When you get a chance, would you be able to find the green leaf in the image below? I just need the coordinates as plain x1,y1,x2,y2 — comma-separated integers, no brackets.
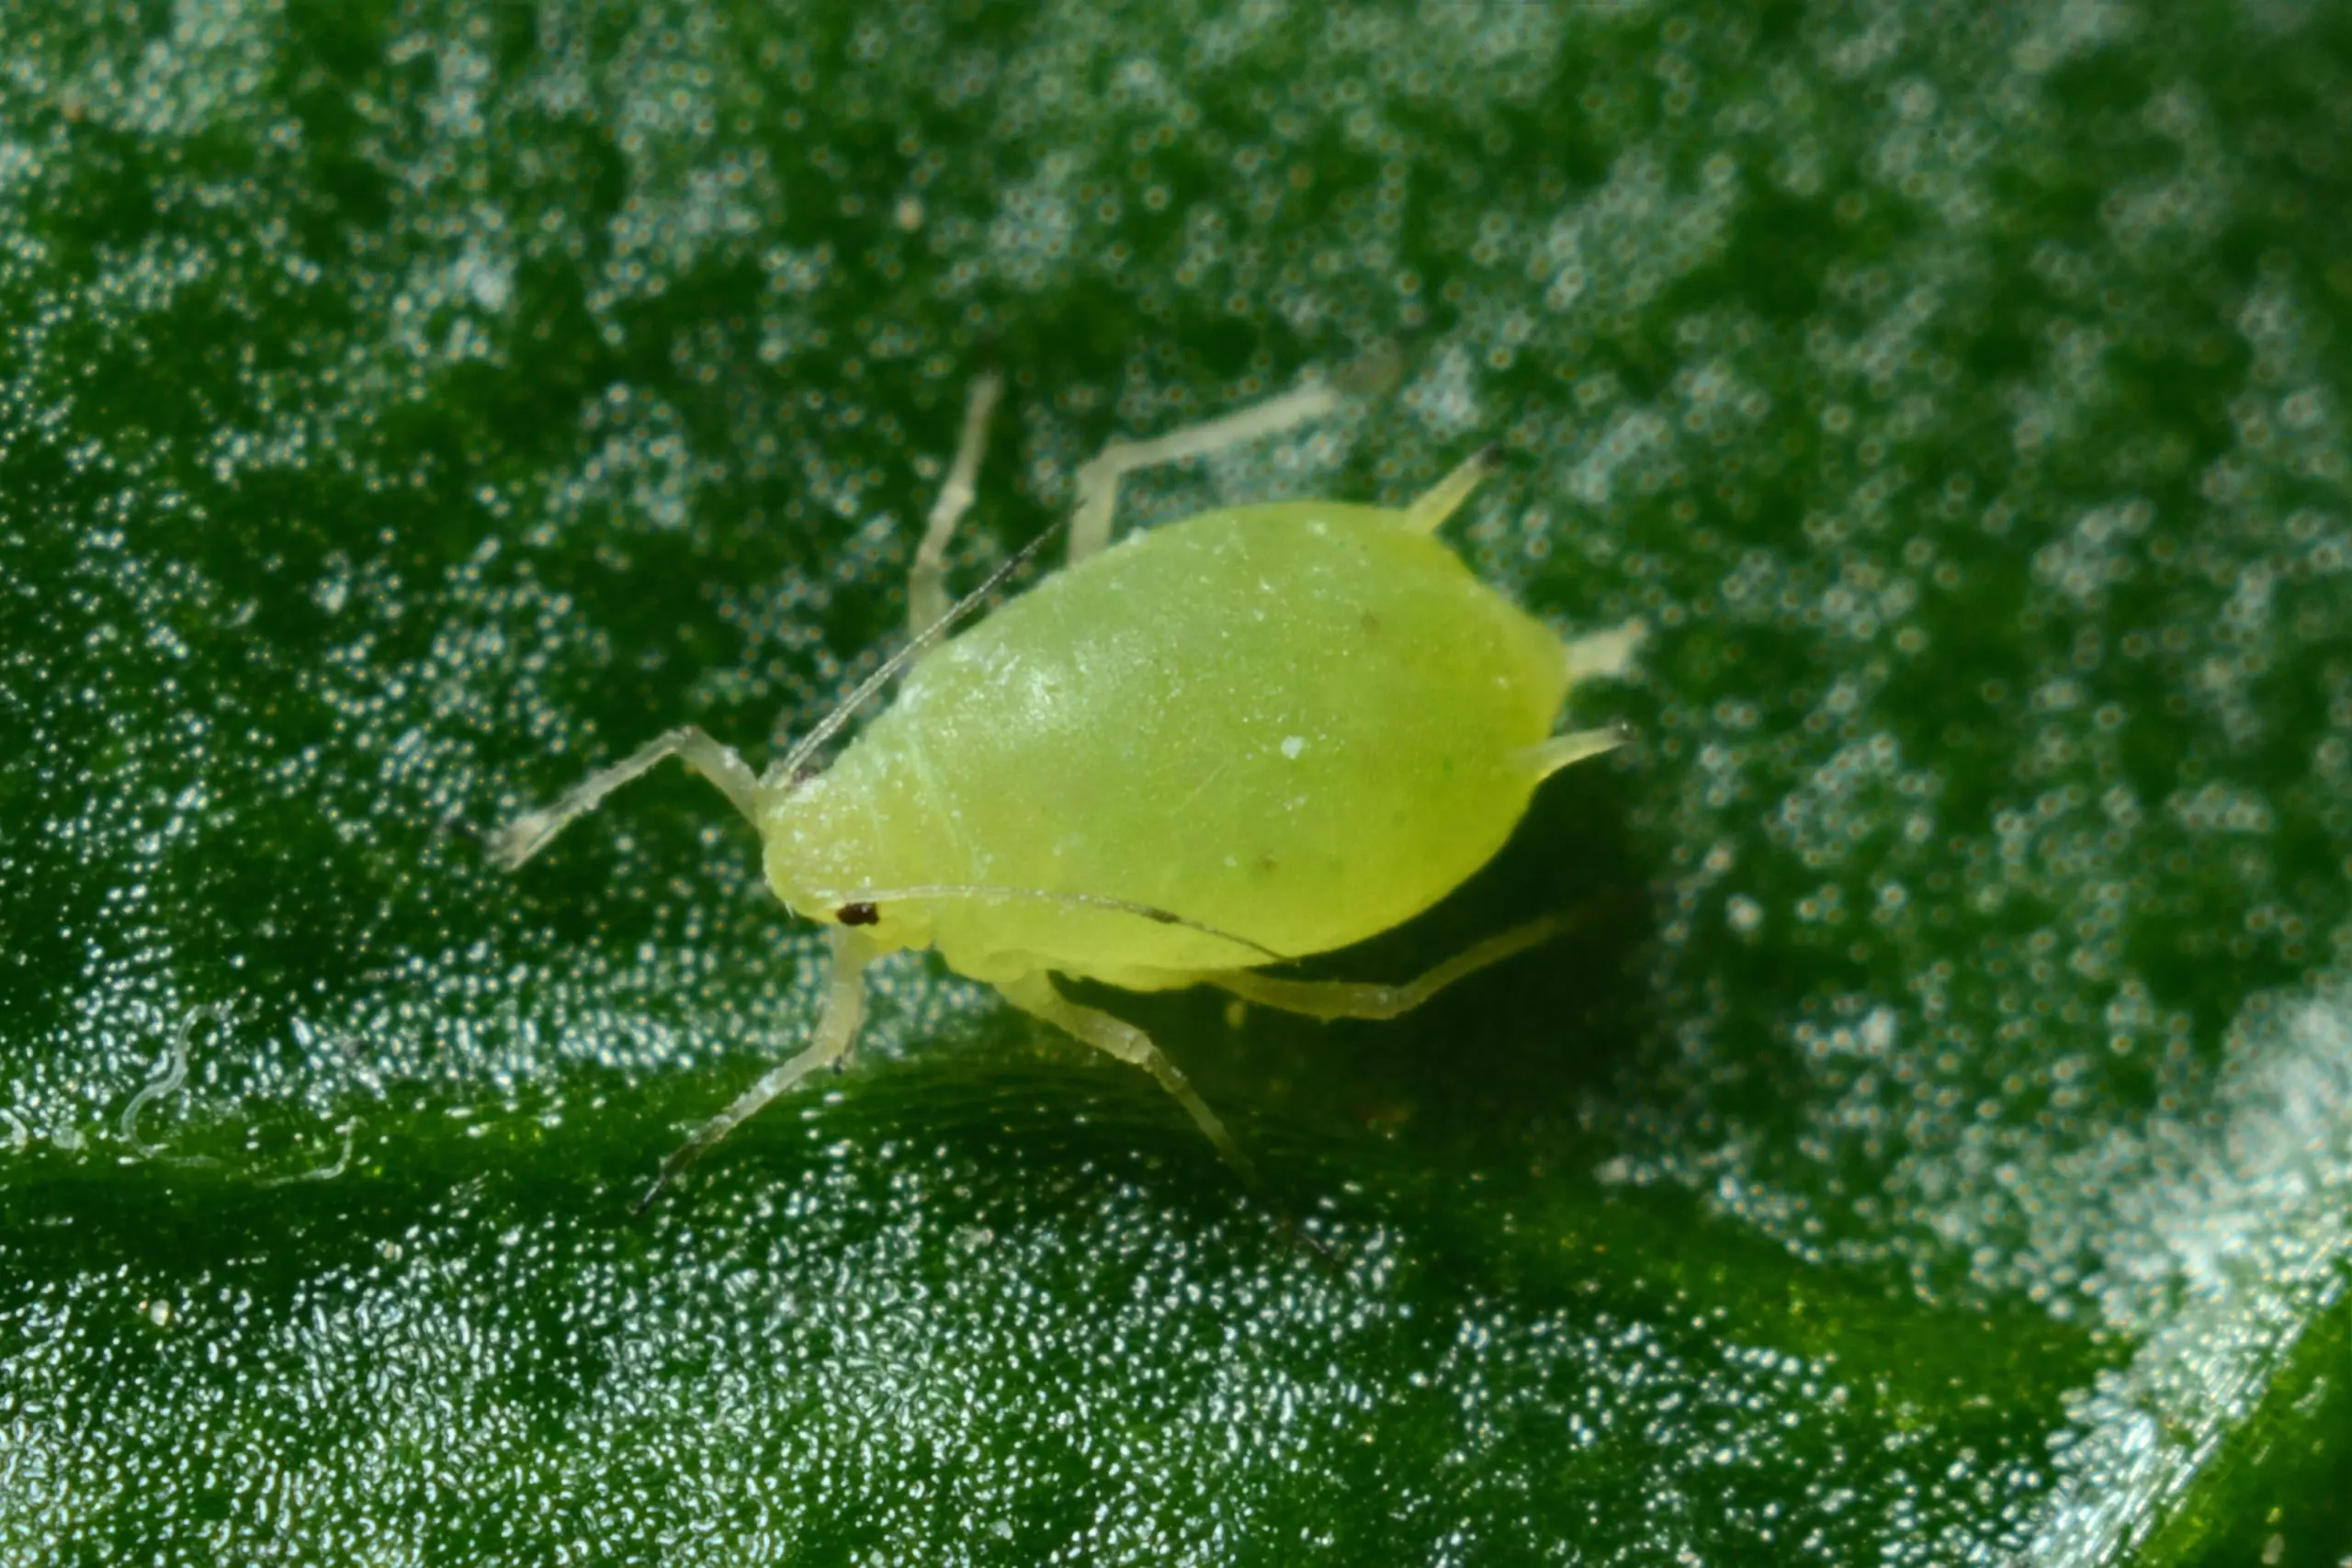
6,2,2350,1562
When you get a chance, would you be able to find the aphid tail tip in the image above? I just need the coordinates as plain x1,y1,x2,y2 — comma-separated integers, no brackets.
1402,445,1502,533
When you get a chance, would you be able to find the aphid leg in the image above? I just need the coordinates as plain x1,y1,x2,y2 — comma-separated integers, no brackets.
491,727,759,870
910,371,1002,638
1524,725,1631,782
1000,974,1340,1265
1204,913,1575,1022
635,927,876,1212
1562,618,1647,683
1069,380,1342,563
1400,444,1504,533
995,971,1259,1187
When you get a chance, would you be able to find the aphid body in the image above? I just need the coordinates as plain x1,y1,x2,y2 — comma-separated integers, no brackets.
781,499,1582,985
495,374,1639,1204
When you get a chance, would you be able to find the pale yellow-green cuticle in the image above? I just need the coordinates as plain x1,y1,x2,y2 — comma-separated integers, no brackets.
762,501,1572,988
493,371,1637,1211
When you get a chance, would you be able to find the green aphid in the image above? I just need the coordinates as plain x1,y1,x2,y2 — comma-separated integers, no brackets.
494,370,1641,1208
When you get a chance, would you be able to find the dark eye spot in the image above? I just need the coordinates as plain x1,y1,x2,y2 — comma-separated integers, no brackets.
836,901,880,927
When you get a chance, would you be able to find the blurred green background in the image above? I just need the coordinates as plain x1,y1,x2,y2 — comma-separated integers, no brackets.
5,1,2350,1562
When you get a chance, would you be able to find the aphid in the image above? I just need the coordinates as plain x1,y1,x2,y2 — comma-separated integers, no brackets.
494,370,1641,1208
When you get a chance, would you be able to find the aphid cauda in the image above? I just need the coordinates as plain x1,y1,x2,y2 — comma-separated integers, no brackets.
493,369,1641,1207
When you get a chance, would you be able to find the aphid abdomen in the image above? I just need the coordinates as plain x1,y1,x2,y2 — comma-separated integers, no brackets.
770,502,1574,987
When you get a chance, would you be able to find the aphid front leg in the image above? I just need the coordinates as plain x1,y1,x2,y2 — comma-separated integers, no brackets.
1203,913,1577,1022
634,926,876,1212
994,971,1259,1187
909,372,1002,637
1069,379,1341,563
491,726,760,869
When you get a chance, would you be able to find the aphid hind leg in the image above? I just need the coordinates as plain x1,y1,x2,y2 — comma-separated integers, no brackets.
635,927,876,1212
1562,618,1647,683
1069,379,1341,563
491,727,760,869
995,971,1259,1187
1204,913,1573,1022
910,372,1002,637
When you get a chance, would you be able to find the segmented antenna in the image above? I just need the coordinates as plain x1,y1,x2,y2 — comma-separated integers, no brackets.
764,515,1069,791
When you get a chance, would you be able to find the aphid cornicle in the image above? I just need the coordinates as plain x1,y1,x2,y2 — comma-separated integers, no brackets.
493,370,1641,1208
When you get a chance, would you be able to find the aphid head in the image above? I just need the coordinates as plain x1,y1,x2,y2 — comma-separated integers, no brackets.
753,764,937,953
749,514,1078,952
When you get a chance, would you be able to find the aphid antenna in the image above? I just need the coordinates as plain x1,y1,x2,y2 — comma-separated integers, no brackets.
813,884,1293,965
763,512,1070,792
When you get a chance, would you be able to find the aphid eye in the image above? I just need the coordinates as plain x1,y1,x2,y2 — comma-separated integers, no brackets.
836,901,881,927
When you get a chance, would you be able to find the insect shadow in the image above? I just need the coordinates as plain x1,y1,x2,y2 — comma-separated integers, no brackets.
1077,753,1654,1180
